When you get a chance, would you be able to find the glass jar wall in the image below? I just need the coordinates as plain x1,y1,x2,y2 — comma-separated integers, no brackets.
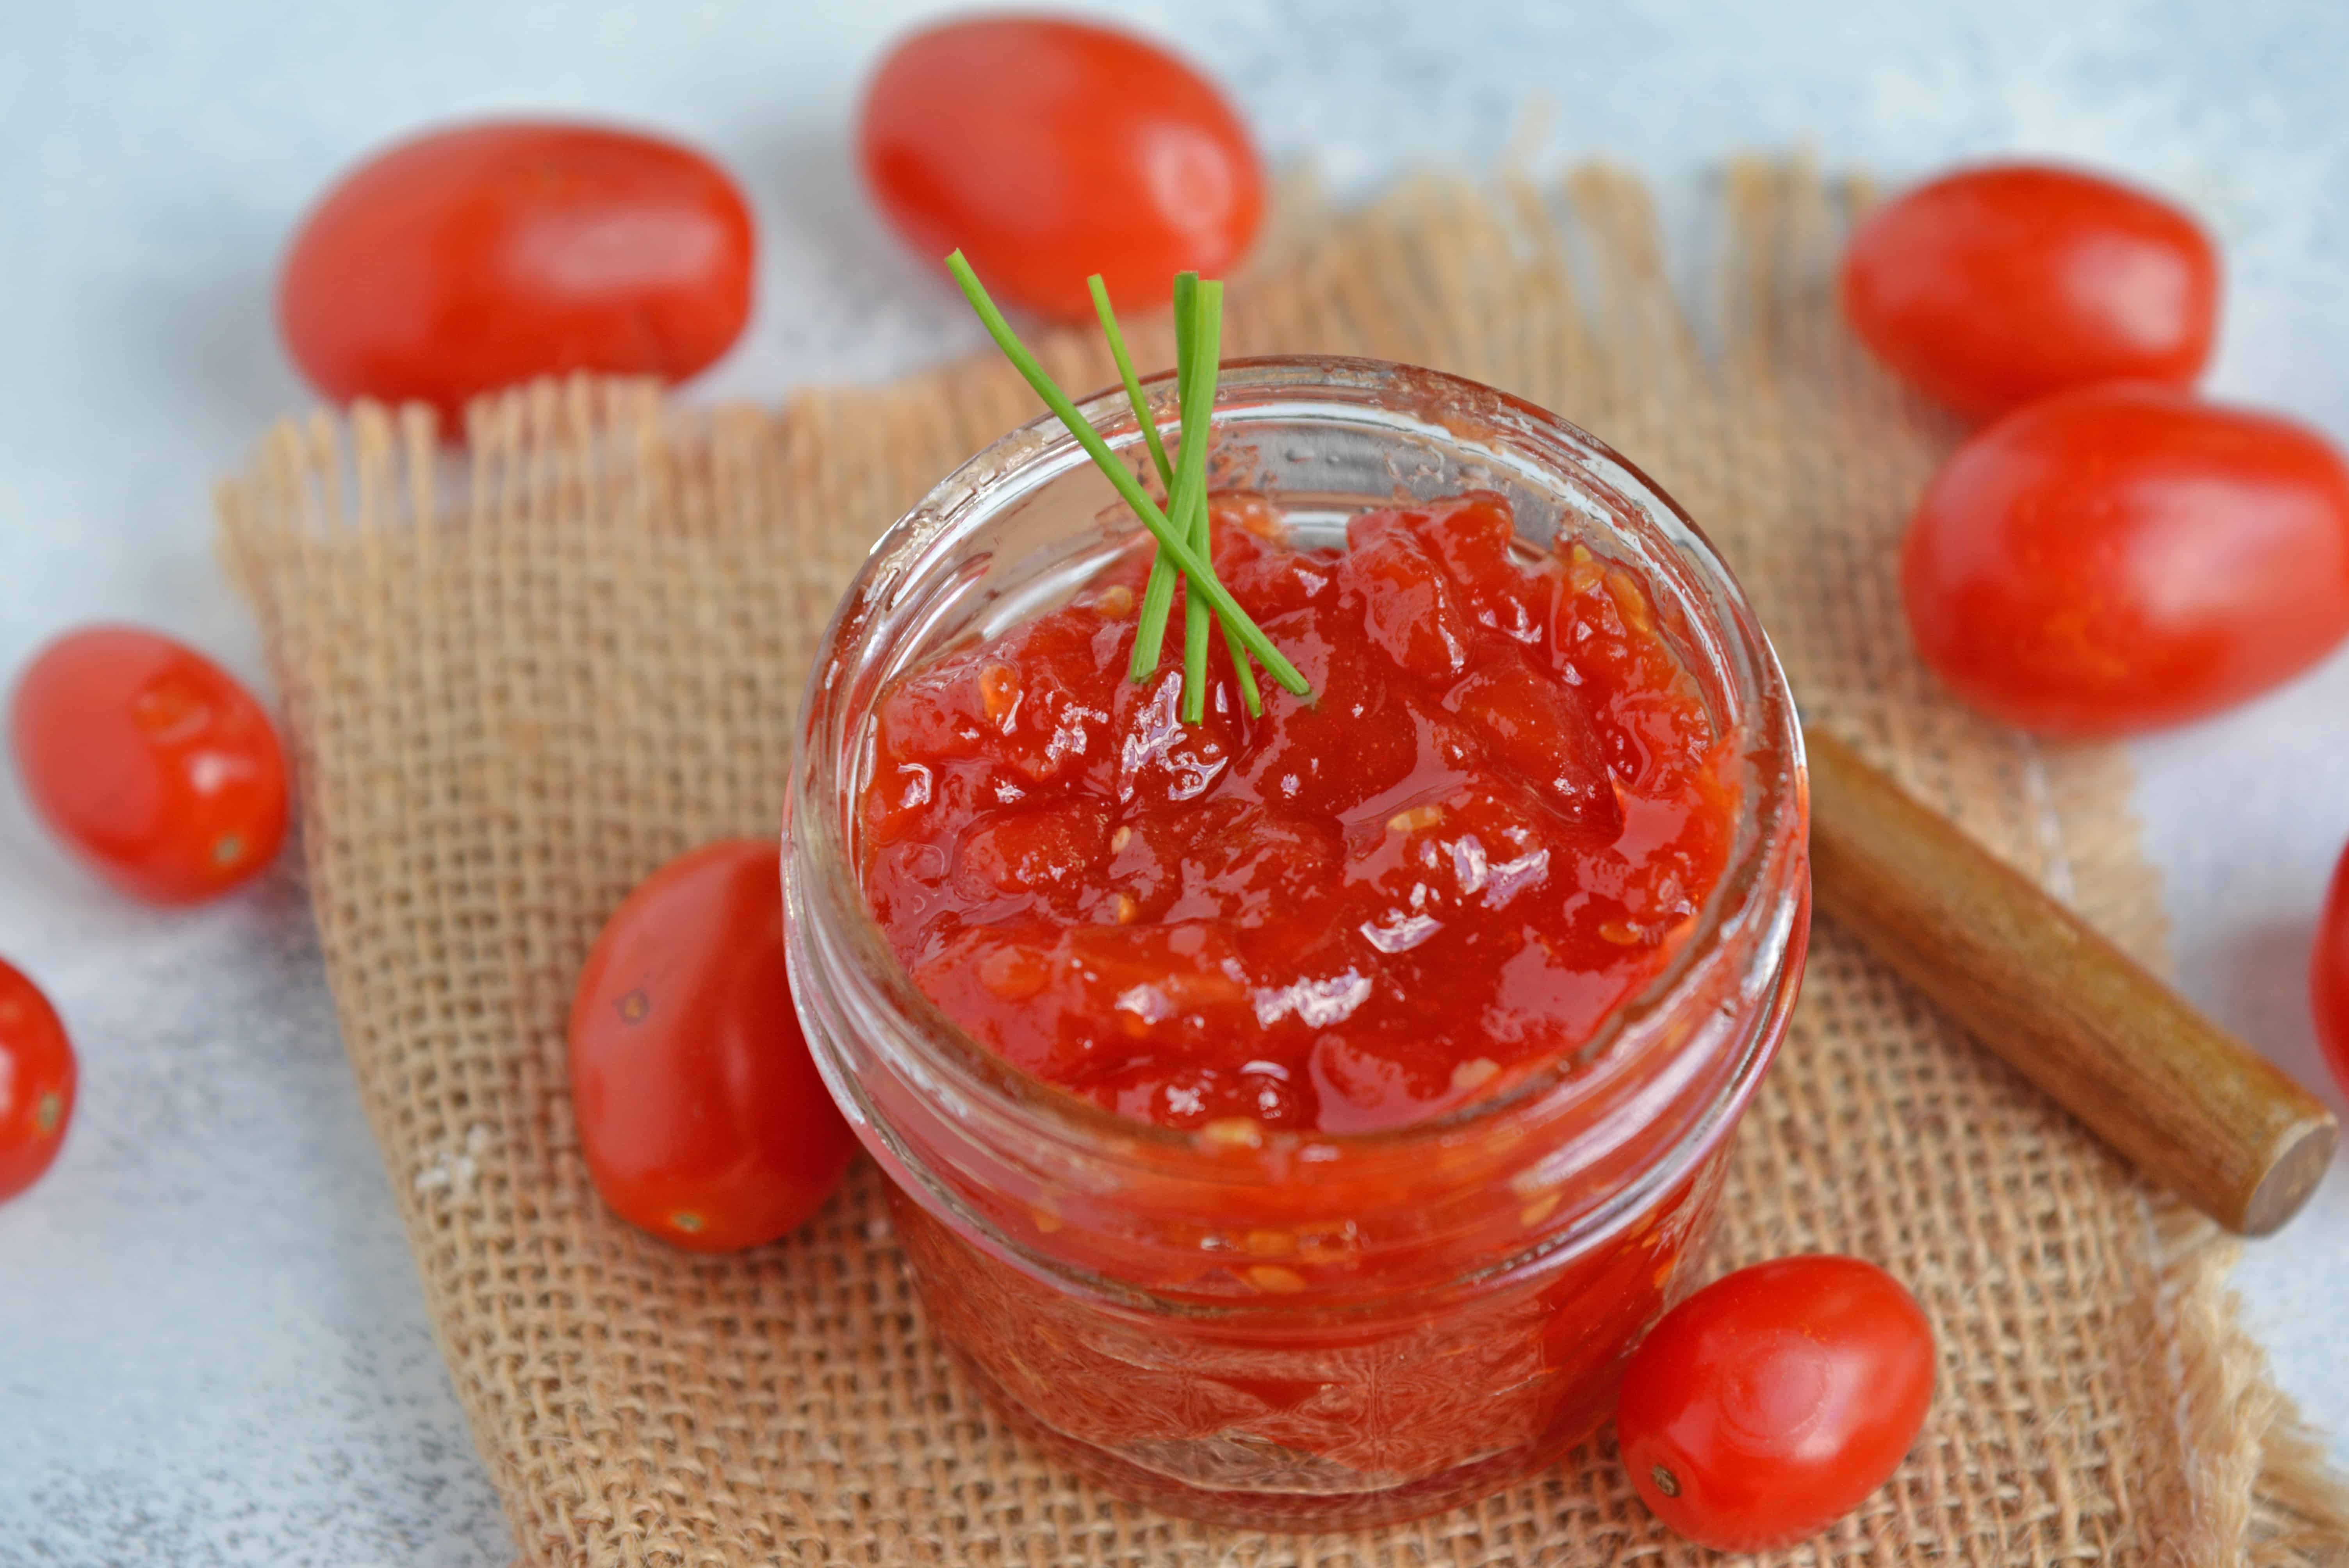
784,357,1808,1528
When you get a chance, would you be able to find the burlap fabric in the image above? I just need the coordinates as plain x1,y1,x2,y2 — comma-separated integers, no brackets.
217,162,2348,1566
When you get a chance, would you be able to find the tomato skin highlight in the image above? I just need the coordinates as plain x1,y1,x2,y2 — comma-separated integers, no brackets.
9,626,291,904
860,16,1263,319
279,121,755,425
1902,383,2349,738
2315,842,2349,1103
1842,163,2218,421
0,959,76,1205
569,839,855,1253
1615,1255,1935,1552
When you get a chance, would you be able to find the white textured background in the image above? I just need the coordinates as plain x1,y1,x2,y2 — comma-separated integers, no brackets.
3,2,2344,1563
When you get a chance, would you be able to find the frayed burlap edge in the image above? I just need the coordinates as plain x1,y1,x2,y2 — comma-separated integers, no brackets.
2149,1204,2349,1566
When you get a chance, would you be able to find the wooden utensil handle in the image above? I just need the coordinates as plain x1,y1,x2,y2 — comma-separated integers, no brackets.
1804,726,2337,1237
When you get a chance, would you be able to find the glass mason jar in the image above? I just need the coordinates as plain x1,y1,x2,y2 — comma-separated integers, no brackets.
784,356,1809,1530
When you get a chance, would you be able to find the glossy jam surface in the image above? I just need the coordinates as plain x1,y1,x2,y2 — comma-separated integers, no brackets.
860,492,1735,1134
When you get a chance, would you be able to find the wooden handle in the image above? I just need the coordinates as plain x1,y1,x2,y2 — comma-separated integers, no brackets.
1804,726,2337,1236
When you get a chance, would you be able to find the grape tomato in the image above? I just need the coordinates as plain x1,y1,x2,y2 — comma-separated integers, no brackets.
1842,162,2218,420
2314,840,2349,1103
1615,1255,1935,1552
569,839,855,1253
0,959,76,1205
280,120,755,425
860,16,1263,319
10,626,291,904
1902,383,2349,737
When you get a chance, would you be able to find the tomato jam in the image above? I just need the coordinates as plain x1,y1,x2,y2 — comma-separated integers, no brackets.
861,493,1734,1135
786,358,1807,1529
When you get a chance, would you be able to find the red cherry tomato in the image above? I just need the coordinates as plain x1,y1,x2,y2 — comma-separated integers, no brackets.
569,839,854,1252
279,121,755,426
0,959,76,1205
1842,163,2219,421
2316,841,2349,1101
10,627,291,904
860,16,1263,319
1615,1255,1934,1552
1903,383,2349,737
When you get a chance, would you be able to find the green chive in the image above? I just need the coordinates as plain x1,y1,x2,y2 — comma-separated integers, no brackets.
1178,282,1224,724
1221,600,1264,717
1164,274,1260,716
945,251,1308,697
1088,275,1174,492
1131,272,1199,681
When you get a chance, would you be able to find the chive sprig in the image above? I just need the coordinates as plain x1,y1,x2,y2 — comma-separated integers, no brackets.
946,251,1303,717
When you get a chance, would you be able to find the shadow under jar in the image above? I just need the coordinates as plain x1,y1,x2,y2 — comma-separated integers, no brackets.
784,356,1809,1529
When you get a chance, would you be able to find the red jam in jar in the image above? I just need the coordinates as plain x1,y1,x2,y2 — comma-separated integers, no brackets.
862,492,1734,1136
785,357,1807,1529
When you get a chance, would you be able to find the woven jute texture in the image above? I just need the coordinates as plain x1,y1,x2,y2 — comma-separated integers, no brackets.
218,162,2348,1566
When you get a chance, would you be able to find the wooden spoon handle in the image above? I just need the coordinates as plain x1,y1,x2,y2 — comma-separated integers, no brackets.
1804,725,2337,1236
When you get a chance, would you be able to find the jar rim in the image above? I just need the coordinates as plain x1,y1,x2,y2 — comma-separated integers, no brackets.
788,353,1806,1176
